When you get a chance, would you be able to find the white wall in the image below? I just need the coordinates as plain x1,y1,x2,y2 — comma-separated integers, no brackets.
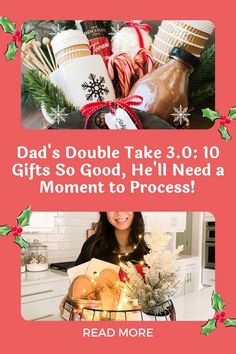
23,212,98,263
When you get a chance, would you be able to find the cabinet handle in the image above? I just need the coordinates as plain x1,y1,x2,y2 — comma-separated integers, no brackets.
186,274,190,283
22,290,53,298
32,314,54,321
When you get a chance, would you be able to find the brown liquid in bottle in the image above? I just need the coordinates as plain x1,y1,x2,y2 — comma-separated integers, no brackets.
130,53,195,125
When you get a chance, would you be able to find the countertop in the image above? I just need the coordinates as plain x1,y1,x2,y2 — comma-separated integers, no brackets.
173,285,214,321
21,269,68,286
21,256,200,286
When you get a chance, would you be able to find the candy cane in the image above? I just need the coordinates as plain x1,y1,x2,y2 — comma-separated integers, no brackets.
106,52,135,97
133,48,154,78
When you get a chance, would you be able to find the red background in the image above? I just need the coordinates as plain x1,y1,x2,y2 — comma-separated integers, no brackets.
0,1,236,353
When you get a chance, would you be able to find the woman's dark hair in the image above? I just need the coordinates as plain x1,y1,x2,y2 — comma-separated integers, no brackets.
85,212,148,260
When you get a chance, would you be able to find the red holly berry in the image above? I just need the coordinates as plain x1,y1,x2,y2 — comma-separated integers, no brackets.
12,30,22,43
135,263,146,279
219,115,231,125
220,115,227,120
11,226,23,237
214,311,226,322
118,268,128,282
219,120,225,125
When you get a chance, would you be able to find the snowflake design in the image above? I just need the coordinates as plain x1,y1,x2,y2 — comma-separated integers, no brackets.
48,105,67,125
171,105,191,128
81,73,109,101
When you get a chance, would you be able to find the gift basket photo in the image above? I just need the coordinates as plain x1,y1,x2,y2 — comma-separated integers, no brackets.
21,20,215,130
61,230,182,322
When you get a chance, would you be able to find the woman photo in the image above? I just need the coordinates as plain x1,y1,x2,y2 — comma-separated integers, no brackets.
75,211,149,266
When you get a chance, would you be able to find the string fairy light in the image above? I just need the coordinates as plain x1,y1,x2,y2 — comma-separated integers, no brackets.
117,234,143,264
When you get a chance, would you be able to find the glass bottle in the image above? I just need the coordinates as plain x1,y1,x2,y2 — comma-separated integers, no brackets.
129,47,199,125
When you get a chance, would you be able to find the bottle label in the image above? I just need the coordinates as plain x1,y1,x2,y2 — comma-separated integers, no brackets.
89,37,112,56
80,21,112,57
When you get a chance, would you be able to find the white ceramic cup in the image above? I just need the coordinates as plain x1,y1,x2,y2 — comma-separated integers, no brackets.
49,55,116,108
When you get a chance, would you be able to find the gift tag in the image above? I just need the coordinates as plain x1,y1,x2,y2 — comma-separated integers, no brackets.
62,301,74,321
105,108,138,130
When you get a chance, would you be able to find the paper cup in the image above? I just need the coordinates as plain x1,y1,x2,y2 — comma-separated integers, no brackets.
160,21,208,46
175,20,214,37
152,37,173,54
151,38,201,65
51,29,91,67
55,44,91,66
155,28,204,55
49,55,116,108
150,45,169,65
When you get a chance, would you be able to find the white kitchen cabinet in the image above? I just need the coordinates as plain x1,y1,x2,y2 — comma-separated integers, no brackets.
143,212,187,233
202,268,215,287
23,212,57,233
174,257,201,297
21,270,69,321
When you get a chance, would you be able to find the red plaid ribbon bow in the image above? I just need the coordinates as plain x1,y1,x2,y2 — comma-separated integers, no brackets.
80,95,144,129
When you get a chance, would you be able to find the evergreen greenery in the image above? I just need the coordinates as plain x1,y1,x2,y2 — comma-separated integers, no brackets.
189,81,215,107
21,75,36,109
23,69,76,114
189,44,215,108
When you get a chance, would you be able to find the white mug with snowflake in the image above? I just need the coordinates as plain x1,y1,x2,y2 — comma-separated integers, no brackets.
49,55,116,108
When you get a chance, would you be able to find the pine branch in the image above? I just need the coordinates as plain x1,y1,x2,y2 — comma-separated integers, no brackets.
21,75,36,109
189,81,215,107
189,44,215,92
23,69,76,114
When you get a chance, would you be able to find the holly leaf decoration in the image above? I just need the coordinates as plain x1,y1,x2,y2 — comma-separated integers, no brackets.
201,319,217,335
228,107,236,120
0,225,12,236
211,291,226,312
224,319,236,327
0,16,15,34
14,236,29,249
218,125,231,141
17,206,32,227
202,108,220,121
5,41,18,61
22,30,36,43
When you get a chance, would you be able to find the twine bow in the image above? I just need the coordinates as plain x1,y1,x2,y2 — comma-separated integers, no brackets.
81,95,144,129
124,21,151,61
